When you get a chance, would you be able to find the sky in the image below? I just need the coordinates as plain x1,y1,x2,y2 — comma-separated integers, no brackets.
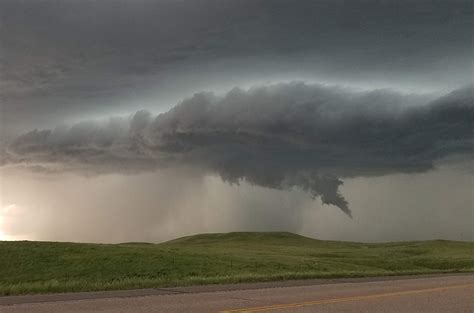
0,0,472,243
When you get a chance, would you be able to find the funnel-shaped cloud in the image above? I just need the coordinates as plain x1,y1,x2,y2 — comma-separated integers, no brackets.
3,83,473,215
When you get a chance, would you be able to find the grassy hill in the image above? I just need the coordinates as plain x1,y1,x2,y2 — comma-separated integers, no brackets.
0,232,473,295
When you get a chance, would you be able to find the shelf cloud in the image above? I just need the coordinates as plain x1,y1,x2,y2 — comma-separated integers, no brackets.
3,83,472,215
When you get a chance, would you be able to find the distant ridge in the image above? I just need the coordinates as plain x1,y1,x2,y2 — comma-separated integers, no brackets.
163,231,317,244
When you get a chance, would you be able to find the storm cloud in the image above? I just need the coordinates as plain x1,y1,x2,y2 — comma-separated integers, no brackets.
3,83,473,215
1,0,472,137
1,0,473,242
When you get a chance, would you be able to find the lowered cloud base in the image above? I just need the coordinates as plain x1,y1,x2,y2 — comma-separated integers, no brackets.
2,82,473,216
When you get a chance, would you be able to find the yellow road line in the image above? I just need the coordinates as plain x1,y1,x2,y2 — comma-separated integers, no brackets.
220,283,474,313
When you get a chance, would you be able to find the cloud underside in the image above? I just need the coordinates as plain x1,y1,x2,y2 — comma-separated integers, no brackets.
3,83,473,216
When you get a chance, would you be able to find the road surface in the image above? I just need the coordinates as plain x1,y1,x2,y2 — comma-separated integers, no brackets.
1,274,472,312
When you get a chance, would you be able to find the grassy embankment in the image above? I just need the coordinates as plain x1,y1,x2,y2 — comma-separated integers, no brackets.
1,232,473,295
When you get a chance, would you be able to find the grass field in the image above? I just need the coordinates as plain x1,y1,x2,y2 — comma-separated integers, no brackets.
1,232,473,296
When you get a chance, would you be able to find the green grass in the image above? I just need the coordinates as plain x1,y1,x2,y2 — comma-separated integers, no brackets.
1,232,473,296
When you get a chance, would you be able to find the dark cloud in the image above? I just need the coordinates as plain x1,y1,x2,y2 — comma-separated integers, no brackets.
3,83,473,216
1,0,472,243
1,0,472,136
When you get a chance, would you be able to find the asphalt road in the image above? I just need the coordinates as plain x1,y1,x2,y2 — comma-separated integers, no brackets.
1,274,472,313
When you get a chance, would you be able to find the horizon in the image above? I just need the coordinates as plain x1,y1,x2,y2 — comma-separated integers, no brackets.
1,230,473,245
